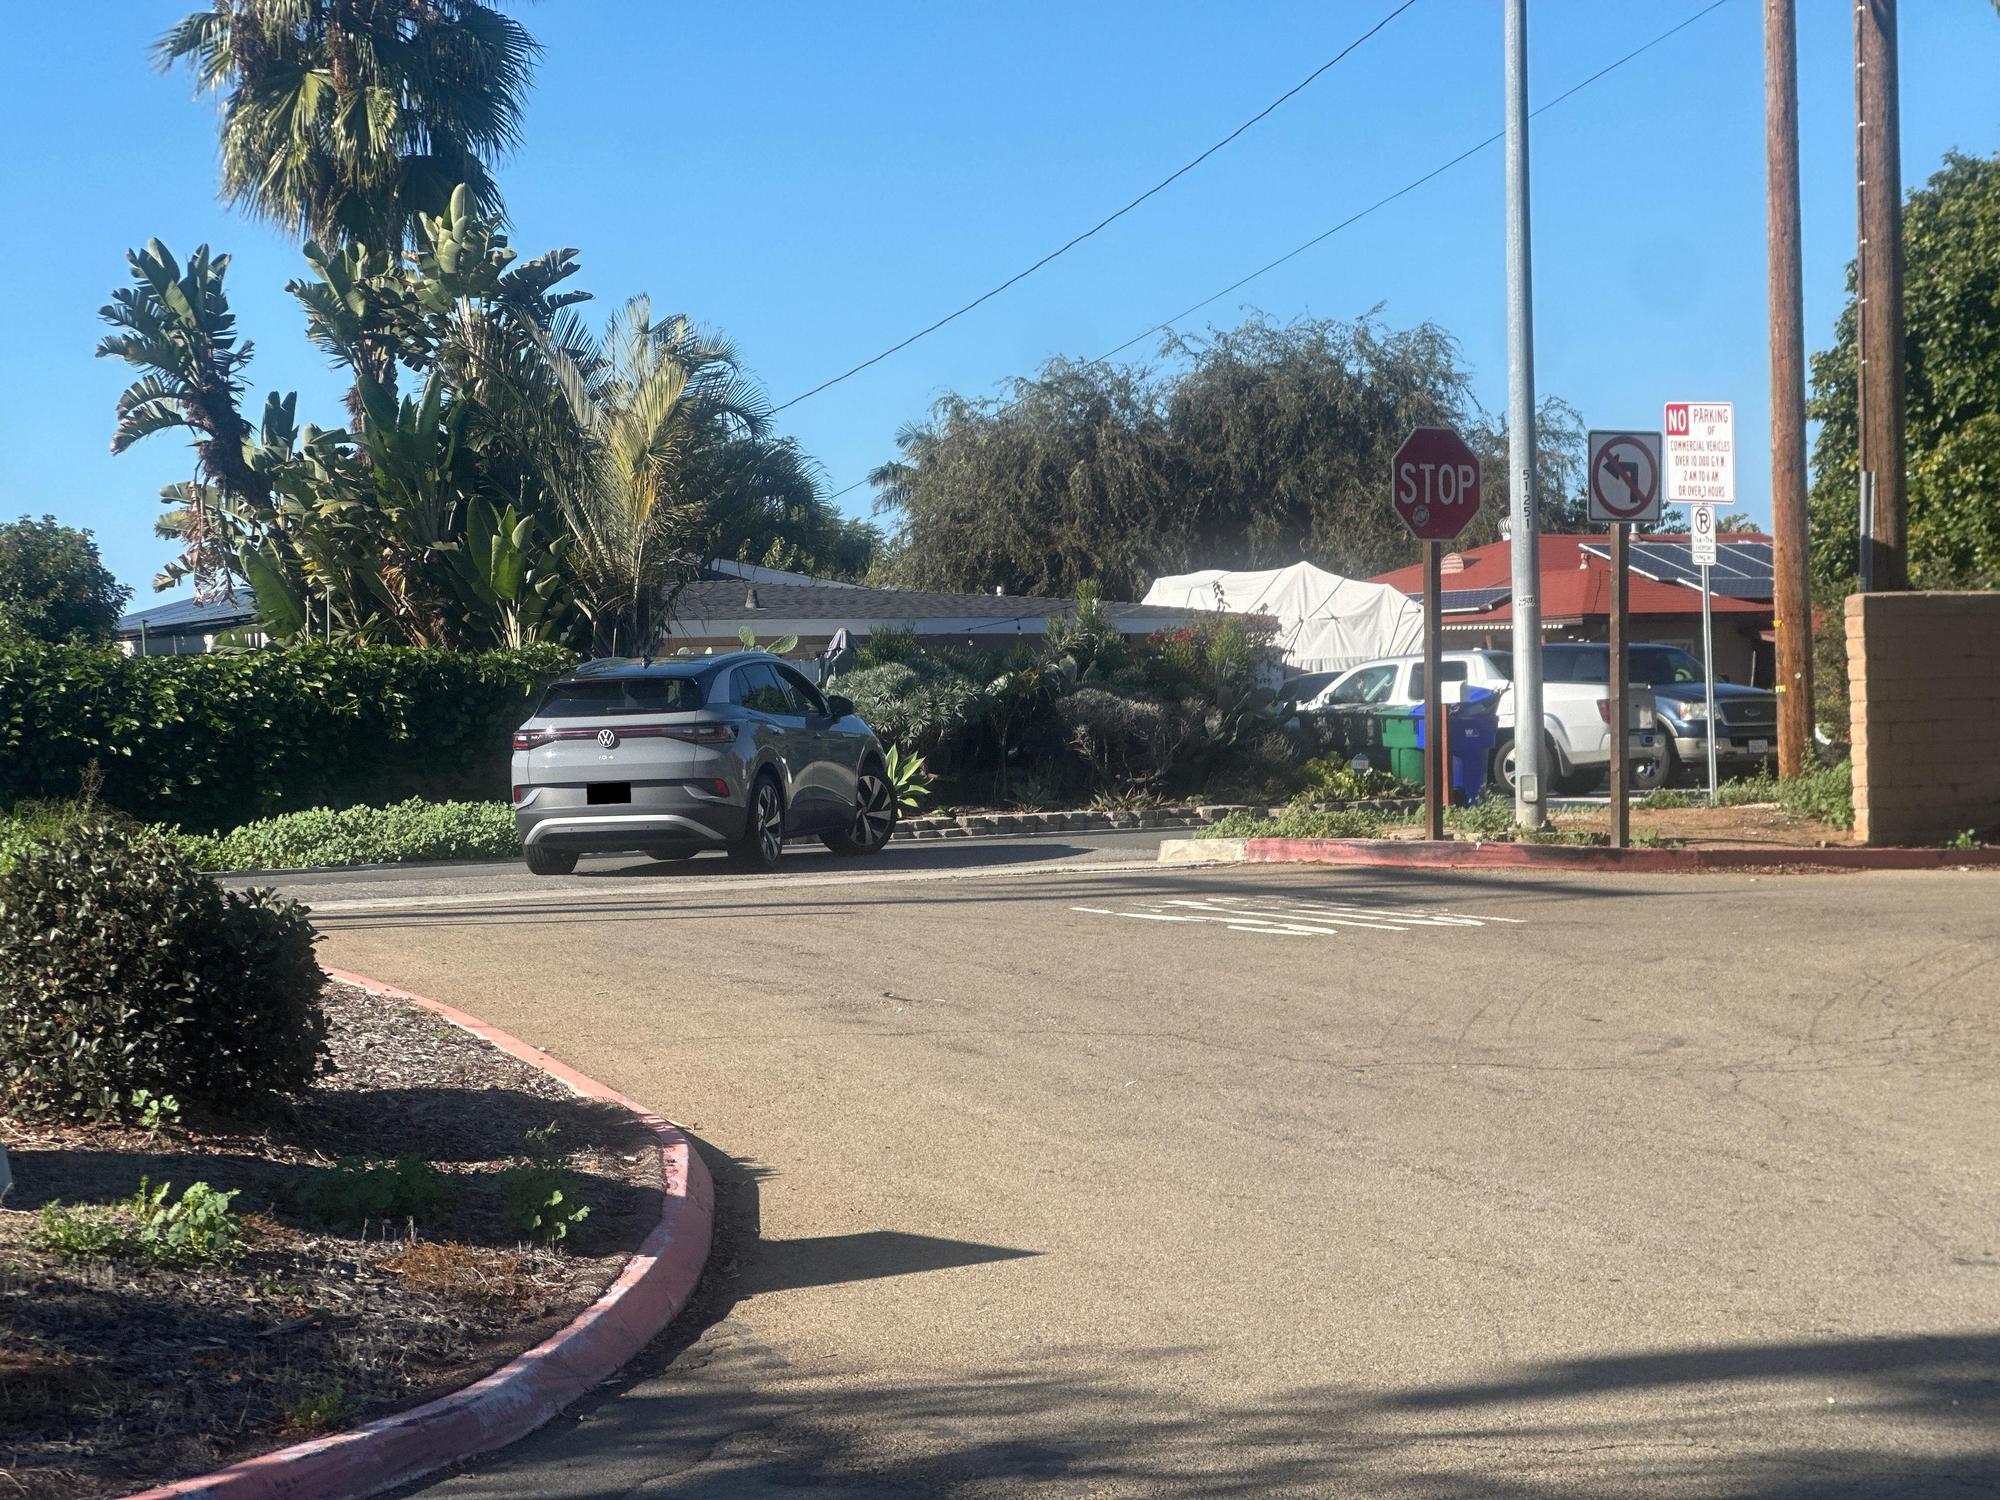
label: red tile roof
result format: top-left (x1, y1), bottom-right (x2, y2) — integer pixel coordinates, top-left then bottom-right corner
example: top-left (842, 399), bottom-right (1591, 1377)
top-left (1369, 535), bottom-right (1770, 624)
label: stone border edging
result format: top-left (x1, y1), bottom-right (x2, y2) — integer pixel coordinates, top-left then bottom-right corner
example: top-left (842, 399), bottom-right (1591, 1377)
top-left (1161, 836), bottom-right (2000, 874)
top-left (892, 800), bottom-right (1418, 842)
top-left (124, 969), bottom-right (715, 1500)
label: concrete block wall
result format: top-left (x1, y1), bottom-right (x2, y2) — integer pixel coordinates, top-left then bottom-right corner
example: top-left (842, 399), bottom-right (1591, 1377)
top-left (1846, 591), bottom-right (2000, 845)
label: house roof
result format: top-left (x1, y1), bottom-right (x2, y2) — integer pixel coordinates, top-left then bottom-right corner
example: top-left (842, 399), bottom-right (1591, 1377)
top-left (664, 579), bottom-right (1199, 638)
top-left (116, 595), bottom-right (259, 635)
top-left (1367, 535), bottom-right (1772, 626)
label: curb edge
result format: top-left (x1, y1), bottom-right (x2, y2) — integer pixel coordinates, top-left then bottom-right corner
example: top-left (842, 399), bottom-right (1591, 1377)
top-left (124, 969), bottom-right (715, 1500)
top-left (1157, 836), bottom-right (2000, 874)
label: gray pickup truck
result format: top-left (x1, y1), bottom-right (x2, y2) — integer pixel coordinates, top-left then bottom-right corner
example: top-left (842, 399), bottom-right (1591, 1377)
top-left (1543, 643), bottom-right (1780, 784)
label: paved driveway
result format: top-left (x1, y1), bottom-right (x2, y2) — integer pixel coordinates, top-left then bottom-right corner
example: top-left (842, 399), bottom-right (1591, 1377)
top-left (283, 847), bottom-right (2000, 1498)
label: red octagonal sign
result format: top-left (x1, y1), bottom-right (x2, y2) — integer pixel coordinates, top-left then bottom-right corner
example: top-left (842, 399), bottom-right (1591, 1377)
top-left (1392, 426), bottom-right (1483, 542)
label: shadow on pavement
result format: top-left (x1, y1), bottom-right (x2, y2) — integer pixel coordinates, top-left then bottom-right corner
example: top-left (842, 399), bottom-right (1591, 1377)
top-left (392, 1137), bottom-right (2000, 1497)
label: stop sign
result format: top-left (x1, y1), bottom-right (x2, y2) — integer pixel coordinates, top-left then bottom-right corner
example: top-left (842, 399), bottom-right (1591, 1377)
top-left (1392, 426), bottom-right (1483, 541)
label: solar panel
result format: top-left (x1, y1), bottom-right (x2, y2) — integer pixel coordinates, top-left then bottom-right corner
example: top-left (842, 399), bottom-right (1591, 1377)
top-left (1439, 587), bottom-right (1510, 613)
top-left (1578, 539), bottom-right (1776, 600)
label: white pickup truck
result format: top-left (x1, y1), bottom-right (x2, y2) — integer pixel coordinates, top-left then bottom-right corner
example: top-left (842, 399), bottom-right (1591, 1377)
top-left (1305, 649), bottom-right (1662, 795)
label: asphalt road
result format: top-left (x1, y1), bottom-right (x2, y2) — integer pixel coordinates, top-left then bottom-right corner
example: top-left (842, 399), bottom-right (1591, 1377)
top-left (277, 839), bottom-right (2000, 1498)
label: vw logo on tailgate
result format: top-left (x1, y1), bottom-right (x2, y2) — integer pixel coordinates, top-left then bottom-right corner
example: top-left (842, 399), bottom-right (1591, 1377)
top-left (597, 728), bottom-right (619, 748)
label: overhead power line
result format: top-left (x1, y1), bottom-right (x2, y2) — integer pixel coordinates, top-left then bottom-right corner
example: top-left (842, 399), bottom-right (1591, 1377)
top-left (771, 0), bottom-right (1422, 414)
top-left (1089, 0), bottom-right (1737, 365)
top-left (821, 0), bottom-right (1737, 509)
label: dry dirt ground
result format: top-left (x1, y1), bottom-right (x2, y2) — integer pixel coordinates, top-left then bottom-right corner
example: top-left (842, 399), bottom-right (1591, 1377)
top-left (0, 983), bottom-right (659, 1499)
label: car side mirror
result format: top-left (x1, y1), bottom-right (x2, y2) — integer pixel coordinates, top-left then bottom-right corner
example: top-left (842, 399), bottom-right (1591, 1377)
top-left (825, 694), bottom-right (855, 717)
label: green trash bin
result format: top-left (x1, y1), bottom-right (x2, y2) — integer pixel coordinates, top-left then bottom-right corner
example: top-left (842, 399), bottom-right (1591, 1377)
top-left (1377, 708), bottom-right (1426, 786)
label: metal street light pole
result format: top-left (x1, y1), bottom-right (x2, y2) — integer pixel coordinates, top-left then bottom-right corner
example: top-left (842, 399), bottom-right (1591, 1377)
top-left (1504, 0), bottom-right (1546, 827)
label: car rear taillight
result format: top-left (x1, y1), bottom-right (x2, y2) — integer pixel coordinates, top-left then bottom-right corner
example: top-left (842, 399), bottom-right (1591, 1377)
top-left (656, 724), bottom-right (734, 744)
top-left (511, 784), bottom-right (526, 803)
top-left (1595, 699), bottom-right (1611, 723)
top-left (513, 722), bottom-right (732, 749)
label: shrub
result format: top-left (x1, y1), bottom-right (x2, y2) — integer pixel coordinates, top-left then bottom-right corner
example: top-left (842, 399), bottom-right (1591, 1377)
top-left (0, 823), bottom-right (327, 1121)
top-left (1199, 803), bottom-right (1386, 840)
top-left (296, 1156), bottom-right (452, 1230)
top-left (0, 640), bottom-right (574, 832)
top-left (839, 659), bottom-right (984, 755)
top-left (1057, 687), bottom-right (1178, 787)
top-left (194, 799), bottom-right (519, 871)
top-left (1298, 753), bottom-right (1409, 802)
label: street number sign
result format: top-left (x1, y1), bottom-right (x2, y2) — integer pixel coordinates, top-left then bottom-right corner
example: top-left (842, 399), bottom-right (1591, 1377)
top-left (1664, 401), bottom-right (1735, 506)
top-left (1586, 430), bottom-right (1664, 525)
top-left (1392, 427), bottom-right (1483, 542)
top-left (1689, 503), bottom-right (1718, 565)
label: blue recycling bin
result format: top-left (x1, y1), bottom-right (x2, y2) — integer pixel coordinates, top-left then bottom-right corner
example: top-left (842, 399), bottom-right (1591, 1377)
top-left (1411, 687), bottom-right (1501, 803)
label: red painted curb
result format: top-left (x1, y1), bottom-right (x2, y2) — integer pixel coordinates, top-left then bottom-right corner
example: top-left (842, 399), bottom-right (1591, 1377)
top-left (125, 970), bottom-right (715, 1500)
top-left (1233, 837), bottom-right (2000, 874)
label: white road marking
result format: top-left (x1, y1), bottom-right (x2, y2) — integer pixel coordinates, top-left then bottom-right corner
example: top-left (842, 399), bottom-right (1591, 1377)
top-left (1071, 893), bottom-right (1526, 939)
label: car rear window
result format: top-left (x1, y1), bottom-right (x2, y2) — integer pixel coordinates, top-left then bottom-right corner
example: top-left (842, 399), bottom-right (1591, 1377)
top-left (535, 676), bottom-right (704, 717)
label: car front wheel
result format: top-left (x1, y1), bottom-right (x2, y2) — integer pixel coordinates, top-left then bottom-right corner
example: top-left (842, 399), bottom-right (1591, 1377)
top-left (822, 765), bottom-right (897, 856)
top-left (730, 775), bottom-right (787, 872)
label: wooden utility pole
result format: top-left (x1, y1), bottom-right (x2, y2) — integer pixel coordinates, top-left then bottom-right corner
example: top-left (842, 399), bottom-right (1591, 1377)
top-left (1855, 0), bottom-right (1908, 591)
top-left (1766, 0), bottom-right (1814, 776)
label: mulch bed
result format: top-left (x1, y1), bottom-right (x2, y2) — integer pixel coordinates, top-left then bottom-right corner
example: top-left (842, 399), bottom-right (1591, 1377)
top-left (0, 982), bottom-right (660, 1499)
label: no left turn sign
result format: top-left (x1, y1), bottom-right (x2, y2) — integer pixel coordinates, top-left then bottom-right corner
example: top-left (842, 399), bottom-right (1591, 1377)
top-left (1586, 430), bottom-right (1664, 525)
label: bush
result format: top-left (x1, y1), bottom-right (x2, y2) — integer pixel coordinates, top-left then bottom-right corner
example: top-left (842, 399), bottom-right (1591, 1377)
top-left (1297, 753), bottom-right (1409, 802)
top-left (839, 659), bottom-right (984, 755)
top-left (1199, 803), bottom-right (1386, 840)
top-left (0, 640), bottom-right (574, 832)
top-left (193, 799), bottom-right (519, 871)
top-left (0, 823), bottom-right (327, 1121)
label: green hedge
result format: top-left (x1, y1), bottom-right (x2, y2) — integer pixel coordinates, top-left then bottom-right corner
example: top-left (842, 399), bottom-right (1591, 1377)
top-left (0, 641), bottom-right (574, 833)
top-left (176, 799), bottom-right (519, 871)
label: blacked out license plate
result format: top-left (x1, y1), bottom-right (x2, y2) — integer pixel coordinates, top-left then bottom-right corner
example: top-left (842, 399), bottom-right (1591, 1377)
top-left (587, 782), bottom-right (632, 805)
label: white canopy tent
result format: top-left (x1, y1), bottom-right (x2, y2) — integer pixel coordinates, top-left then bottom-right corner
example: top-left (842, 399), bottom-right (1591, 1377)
top-left (1141, 561), bottom-right (1423, 675)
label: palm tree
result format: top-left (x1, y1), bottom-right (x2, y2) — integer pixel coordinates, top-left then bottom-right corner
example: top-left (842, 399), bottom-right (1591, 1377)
top-left (97, 241), bottom-right (273, 602)
top-left (539, 298), bottom-right (770, 655)
top-left (155, 1), bottom-right (537, 256)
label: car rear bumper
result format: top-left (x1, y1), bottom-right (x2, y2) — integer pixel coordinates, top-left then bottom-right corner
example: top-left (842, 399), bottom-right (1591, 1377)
top-left (514, 783), bottom-right (747, 852)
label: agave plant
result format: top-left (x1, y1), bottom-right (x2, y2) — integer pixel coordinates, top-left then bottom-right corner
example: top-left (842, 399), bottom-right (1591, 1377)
top-left (883, 745), bottom-right (933, 814)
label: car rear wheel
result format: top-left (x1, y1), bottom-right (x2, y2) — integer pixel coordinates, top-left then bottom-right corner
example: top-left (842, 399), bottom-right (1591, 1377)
top-left (524, 844), bottom-right (577, 877)
top-left (1492, 734), bottom-right (1562, 799)
top-left (822, 764), bottom-right (897, 856)
top-left (730, 775), bottom-right (786, 872)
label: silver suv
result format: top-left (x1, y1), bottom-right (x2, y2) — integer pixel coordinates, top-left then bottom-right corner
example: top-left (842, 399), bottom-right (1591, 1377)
top-left (510, 652), bottom-right (895, 875)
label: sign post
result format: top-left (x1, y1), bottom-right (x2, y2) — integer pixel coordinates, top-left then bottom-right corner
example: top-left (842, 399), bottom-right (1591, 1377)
top-left (1666, 403), bottom-right (1735, 802)
top-left (1588, 430), bottom-right (1665, 849)
top-left (1393, 427), bottom-right (1484, 840)
top-left (1690, 503), bottom-right (1719, 800)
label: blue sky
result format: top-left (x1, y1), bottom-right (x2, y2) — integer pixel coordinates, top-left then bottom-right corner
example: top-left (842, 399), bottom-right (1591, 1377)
top-left (3, 1), bottom-right (1997, 602)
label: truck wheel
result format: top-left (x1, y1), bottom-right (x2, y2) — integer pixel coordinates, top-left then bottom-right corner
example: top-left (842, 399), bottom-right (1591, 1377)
top-left (1492, 735), bottom-right (1562, 798)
